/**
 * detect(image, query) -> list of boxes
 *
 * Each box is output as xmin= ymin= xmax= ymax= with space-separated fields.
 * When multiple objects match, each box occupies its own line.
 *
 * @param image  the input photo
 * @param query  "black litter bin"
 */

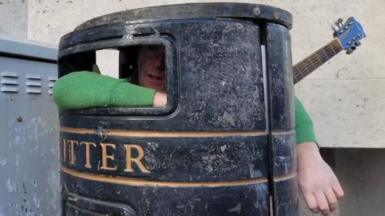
xmin=58 ymin=3 xmax=296 ymax=216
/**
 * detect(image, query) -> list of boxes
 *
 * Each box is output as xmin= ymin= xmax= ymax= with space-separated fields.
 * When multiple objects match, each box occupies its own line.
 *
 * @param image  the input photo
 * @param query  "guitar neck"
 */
xmin=293 ymin=39 xmax=343 ymax=84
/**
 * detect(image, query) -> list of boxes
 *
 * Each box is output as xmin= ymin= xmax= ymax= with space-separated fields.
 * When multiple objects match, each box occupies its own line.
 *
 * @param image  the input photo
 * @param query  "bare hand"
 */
xmin=153 ymin=92 xmax=167 ymax=107
xmin=297 ymin=142 xmax=344 ymax=215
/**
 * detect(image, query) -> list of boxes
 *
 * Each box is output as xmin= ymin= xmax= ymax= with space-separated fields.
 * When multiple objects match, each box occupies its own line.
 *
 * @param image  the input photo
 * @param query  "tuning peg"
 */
xmin=336 ymin=18 xmax=344 ymax=27
xmin=355 ymin=41 xmax=361 ymax=47
xmin=346 ymin=46 xmax=357 ymax=55
xmin=331 ymin=25 xmax=338 ymax=33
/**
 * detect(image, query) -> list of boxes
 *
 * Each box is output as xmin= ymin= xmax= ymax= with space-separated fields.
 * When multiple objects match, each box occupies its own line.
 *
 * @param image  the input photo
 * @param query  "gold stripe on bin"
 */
xmin=60 ymin=127 xmax=268 ymax=138
xmin=62 ymin=167 xmax=296 ymax=187
xmin=274 ymin=172 xmax=297 ymax=182
xmin=62 ymin=167 xmax=268 ymax=187
xmin=271 ymin=129 xmax=295 ymax=136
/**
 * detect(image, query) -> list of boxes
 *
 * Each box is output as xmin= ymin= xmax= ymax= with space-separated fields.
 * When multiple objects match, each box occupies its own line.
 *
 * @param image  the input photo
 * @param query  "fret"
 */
xmin=293 ymin=39 xmax=343 ymax=83
xmin=318 ymin=51 xmax=329 ymax=62
xmin=314 ymin=54 xmax=323 ymax=63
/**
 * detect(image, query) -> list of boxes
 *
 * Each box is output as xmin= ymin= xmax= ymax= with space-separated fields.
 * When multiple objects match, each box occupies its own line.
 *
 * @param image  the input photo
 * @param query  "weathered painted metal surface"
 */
xmin=58 ymin=3 xmax=296 ymax=215
xmin=0 ymin=37 xmax=60 ymax=216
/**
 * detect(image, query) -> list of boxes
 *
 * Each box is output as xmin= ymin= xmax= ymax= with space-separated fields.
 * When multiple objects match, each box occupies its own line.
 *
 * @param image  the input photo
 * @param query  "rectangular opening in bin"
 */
xmin=58 ymin=39 xmax=177 ymax=116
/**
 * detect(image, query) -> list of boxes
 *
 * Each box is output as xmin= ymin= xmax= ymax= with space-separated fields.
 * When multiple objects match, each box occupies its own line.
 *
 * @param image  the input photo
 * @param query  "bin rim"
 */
xmin=75 ymin=2 xmax=292 ymax=31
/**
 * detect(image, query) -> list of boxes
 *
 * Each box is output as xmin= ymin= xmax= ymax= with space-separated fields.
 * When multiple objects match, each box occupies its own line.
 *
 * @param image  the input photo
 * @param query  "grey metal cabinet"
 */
xmin=0 ymin=36 xmax=60 ymax=216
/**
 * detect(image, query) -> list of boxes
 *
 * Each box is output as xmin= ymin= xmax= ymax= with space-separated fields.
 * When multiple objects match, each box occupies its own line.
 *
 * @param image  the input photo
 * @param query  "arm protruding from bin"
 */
xmin=295 ymin=97 xmax=344 ymax=215
xmin=53 ymin=71 xmax=158 ymax=110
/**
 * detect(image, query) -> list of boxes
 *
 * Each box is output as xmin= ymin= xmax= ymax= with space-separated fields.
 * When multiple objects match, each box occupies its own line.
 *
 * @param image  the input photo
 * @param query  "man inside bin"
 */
xmin=54 ymin=45 xmax=344 ymax=215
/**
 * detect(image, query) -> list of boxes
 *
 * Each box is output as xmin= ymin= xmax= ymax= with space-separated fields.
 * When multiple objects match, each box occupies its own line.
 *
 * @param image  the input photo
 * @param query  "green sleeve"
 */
xmin=53 ymin=71 xmax=156 ymax=110
xmin=295 ymin=97 xmax=318 ymax=144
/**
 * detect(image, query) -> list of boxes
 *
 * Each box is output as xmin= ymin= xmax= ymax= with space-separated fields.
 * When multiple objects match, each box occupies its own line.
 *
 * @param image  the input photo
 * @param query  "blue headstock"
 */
xmin=332 ymin=17 xmax=366 ymax=54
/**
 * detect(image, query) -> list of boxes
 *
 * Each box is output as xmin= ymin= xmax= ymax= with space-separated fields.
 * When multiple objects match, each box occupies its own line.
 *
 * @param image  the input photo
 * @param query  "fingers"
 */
xmin=303 ymin=192 xmax=319 ymax=213
xmin=304 ymin=187 xmax=341 ymax=215
xmin=315 ymin=192 xmax=330 ymax=215
xmin=332 ymin=181 xmax=345 ymax=200
xmin=325 ymin=188 xmax=338 ymax=212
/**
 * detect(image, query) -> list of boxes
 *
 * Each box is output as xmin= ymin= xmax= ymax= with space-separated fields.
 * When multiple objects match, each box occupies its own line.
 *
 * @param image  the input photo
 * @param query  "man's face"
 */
xmin=138 ymin=45 xmax=167 ymax=92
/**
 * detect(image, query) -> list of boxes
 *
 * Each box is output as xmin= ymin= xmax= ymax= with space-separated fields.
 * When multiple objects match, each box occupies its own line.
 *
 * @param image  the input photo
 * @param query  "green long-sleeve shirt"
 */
xmin=53 ymin=71 xmax=317 ymax=144
xmin=53 ymin=71 xmax=156 ymax=109
xmin=295 ymin=97 xmax=317 ymax=144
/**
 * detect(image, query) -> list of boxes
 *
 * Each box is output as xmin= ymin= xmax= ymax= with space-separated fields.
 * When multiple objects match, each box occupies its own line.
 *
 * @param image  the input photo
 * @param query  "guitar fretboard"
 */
xmin=293 ymin=39 xmax=343 ymax=84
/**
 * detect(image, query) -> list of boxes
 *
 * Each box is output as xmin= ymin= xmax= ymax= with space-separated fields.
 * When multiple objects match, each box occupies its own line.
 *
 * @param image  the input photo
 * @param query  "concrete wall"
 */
xmin=0 ymin=0 xmax=28 ymax=38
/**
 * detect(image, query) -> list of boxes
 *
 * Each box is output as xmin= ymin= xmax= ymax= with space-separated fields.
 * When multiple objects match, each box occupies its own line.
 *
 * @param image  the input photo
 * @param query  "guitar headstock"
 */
xmin=332 ymin=17 xmax=366 ymax=54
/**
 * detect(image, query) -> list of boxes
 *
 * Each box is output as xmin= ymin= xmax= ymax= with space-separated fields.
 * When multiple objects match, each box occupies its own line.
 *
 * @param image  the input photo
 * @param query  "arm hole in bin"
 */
xmin=58 ymin=37 xmax=178 ymax=116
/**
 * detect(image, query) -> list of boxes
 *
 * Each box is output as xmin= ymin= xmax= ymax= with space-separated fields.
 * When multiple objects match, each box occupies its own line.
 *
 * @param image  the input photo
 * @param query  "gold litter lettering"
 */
xmin=100 ymin=143 xmax=118 ymax=171
xmin=60 ymin=138 xmax=150 ymax=174
xmin=67 ymin=140 xmax=79 ymax=165
xmin=62 ymin=139 xmax=67 ymax=162
xmin=124 ymin=144 xmax=150 ymax=174
xmin=80 ymin=141 xmax=96 ymax=169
